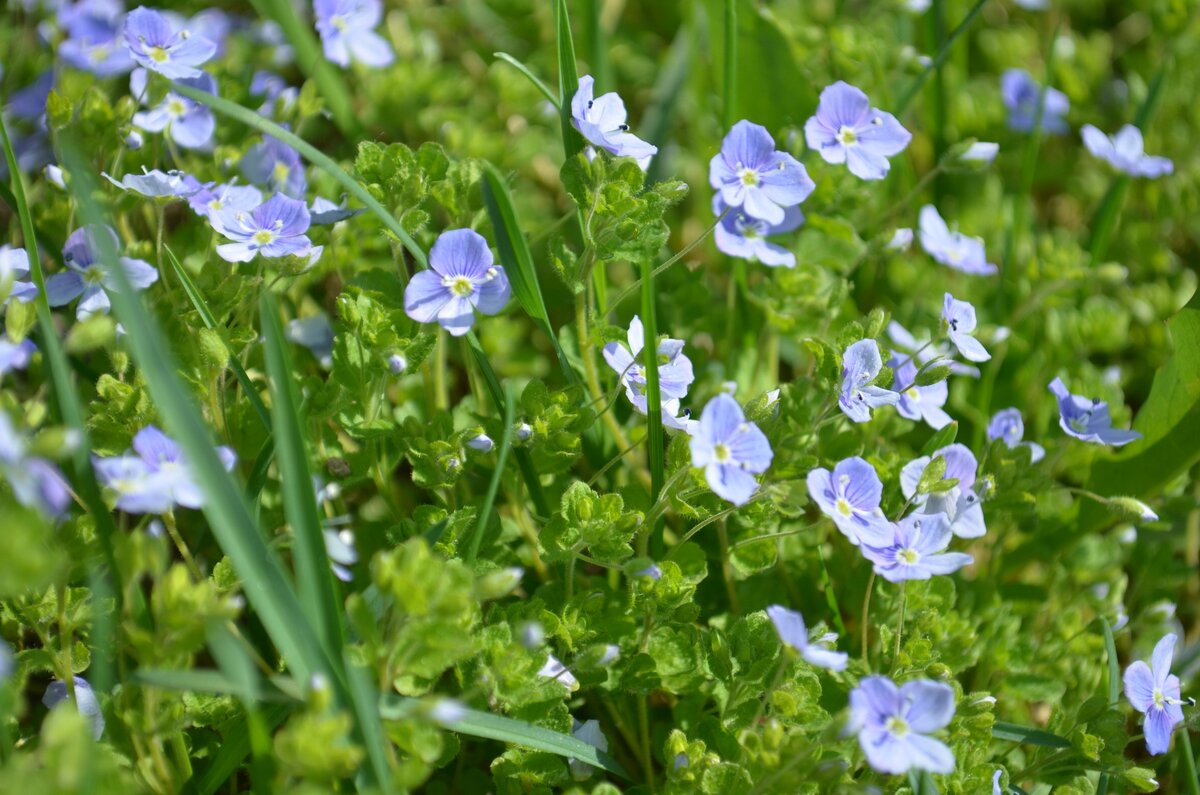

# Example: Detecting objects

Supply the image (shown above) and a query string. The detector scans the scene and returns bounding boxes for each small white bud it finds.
[467,433,494,453]
[387,353,407,374]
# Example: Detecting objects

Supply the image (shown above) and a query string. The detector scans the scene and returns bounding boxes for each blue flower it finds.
[987,408,1045,463]
[1124,633,1186,755]
[314,0,395,68]
[888,320,979,379]
[569,719,609,781]
[919,206,997,276]
[0,339,36,377]
[251,70,298,116]
[46,224,158,320]
[689,393,773,506]
[1048,377,1142,447]
[93,424,236,514]
[286,314,334,367]
[861,512,973,583]
[1001,69,1069,134]
[122,6,216,80]
[59,8,134,76]
[890,352,952,430]
[900,443,988,539]
[1,245,39,304]
[848,675,956,774]
[805,81,912,180]
[1081,125,1173,178]
[766,604,848,671]
[211,194,317,263]
[603,315,696,430]
[712,196,802,268]
[942,293,990,363]
[710,120,815,225]
[131,70,216,150]
[43,676,106,740]
[0,411,71,519]
[806,456,892,546]
[182,177,263,220]
[241,134,307,199]
[838,339,900,423]
[404,229,511,337]
[103,167,197,198]
[961,142,999,165]
[570,75,658,170]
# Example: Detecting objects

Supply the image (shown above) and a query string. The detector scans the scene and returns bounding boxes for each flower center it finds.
[83,267,105,285]
[90,45,110,63]
[331,14,348,31]
[837,125,858,146]
[168,98,186,117]
[444,275,474,297]
[905,387,920,401]
[835,497,854,517]
[897,547,920,565]
[272,162,291,185]
[148,45,169,63]
[737,167,760,187]
[885,716,909,737]
[1069,414,1090,434]
[713,443,733,463]
[253,230,275,246]
[208,199,223,211]
[1154,689,1165,709]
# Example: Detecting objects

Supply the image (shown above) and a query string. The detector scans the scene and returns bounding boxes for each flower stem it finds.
[861,571,876,665]
[1181,728,1200,795]
[893,581,908,669]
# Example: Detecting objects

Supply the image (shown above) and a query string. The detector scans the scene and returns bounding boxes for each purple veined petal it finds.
[112,257,159,291]
[860,730,914,774]
[44,272,86,306]
[704,461,759,506]
[742,186,785,225]
[320,31,351,67]
[909,512,954,555]
[171,107,215,149]
[347,30,395,68]
[766,604,808,650]
[253,193,311,236]
[918,551,974,578]
[1095,426,1142,447]
[569,75,597,127]
[903,733,956,774]
[802,645,848,672]
[861,385,901,408]
[133,425,183,468]
[28,458,71,517]
[843,338,883,382]
[804,115,846,163]
[473,265,511,315]
[1124,660,1156,713]
[836,457,883,511]
[933,444,977,490]
[713,218,760,261]
[726,422,773,474]
[751,238,796,268]
[0,339,37,375]
[697,392,746,446]
[899,456,930,501]
[132,105,172,133]
[758,152,816,206]
[1047,376,1071,401]
[429,228,493,280]
[851,675,902,721]
[812,81,871,130]
[718,120,777,172]
[215,242,259,263]
[855,109,912,156]
[587,92,630,135]
[839,392,872,423]
[260,236,313,259]
[1144,705,1177,755]
[806,468,837,514]
[901,680,956,733]
[602,341,636,382]
[1151,633,1177,687]
[404,269,452,324]
[953,499,987,539]
[437,295,476,337]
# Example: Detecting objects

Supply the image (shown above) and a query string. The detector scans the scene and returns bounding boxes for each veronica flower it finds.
[0,639,11,683]
[900,443,987,539]
[182,177,263,220]
[286,314,334,367]
[43,676,105,740]
[403,229,511,337]
[603,314,695,421]
[1048,377,1141,446]
[1,245,39,304]
[59,9,134,76]
[862,513,973,583]
[0,411,71,519]
[538,654,579,692]
[188,8,232,57]
[122,6,216,80]
[888,320,979,378]
[838,339,900,423]
[241,134,307,199]
[805,81,912,180]
[0,339,37,377]
[103,167,197,198]
[314,0,395,68]
[1001,69,1069,134]
[46,224,158,320]
[132,71,216,150]
[849,676,956,774]
[570,75,658,169]
[689,393,773,506]
[251,70,298,115]
[1081,125,1173,178]
[569,719,609,780]
[890,352,952,430]
[211,194,316,263]
[887,228,914,251]
[1124,633,1186,755]
[710,120,815,224]
[942,294,990,363]
[919,205,997,276]
[986,408,1045,463]
[766,604,848,671]
[712,196,802,267]
[93,424,236,514]
[961,142,999,165]
[324,528,358,582]
[806,456,892,546]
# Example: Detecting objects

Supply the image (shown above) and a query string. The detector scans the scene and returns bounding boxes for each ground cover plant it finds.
[0,0,1198,792]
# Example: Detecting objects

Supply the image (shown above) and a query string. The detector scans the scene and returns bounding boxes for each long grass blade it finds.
[640,255,665,557]
[185,703,290,795]
[481,163,579,386]
[493,53,559,108]
[1096,616,1121,795]
[554,0,585,160]
[465,382,516,564]
[893,0,988,116]
[991,721,1071,748]
[722,0,738,130]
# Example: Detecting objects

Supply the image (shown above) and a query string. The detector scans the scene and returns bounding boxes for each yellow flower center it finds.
[713,443,732,463]
[445,276,474,297]
[906,388,920,400]
[835,497,854,517]
[253,230,274,246]
[331,14,348,31]
[737,167,759,187]
[897,548,920,565]
[837,125,858,145]
[168,99,186,116]
[885,716,909,736]
[148,45,169,63]
[273,162,291,185]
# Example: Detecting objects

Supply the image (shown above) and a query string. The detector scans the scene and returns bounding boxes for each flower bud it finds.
[387,353,407,374]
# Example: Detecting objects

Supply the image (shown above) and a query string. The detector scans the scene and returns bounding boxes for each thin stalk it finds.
[716,520,741,615]
[608,211,726,310]
[861,571,877,664]
[638,697,654,791]
[893,0,989,116]
[723,0,738,130]
[893,582,908,668]
[1180,729,1200,795]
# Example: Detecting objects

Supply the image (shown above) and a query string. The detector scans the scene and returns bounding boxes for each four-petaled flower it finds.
[314,0,395,69]
[1001,69,1069,134]
[123,6,216,80]
[889,320,979,379]
[570,75,658,170]
[689,393,773,506]
[1124,633,1186,755]
[838,339,900,423]
[710,120,815,225]
[766,604,848,671]
[241,134,307,199]
[900,443,988,539]
[987,408,1045,463]
[182,177,263,220]
[890,351,953,430]
[59,8,134,76]
[1048,377,1142,446]
[713,196,802,268]
[43,676,106,740]
[1,245,39,304]
[806,456,892,546]
[132,71,217,150]
[942,293,990,362]
[919,205,997,276]
[93,424,236,514]
[603,315,696,431]
[404,228,511,337]
[1081,124,1173,178]
[849,676,957,774]
[0,411,71,519]
[46,224,158,320]
[805,81,912,180]
[861,512,974,582]
[211,193,317,263]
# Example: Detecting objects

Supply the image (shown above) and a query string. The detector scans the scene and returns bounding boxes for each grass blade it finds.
[1096,616,1121,795]
[893,0,988,116]
[246,0,359,137]
[465,382,516,564]
[169,81,426,269]
[992,721,1072,748]
[1,117,122,694]
[481,163,579,386]
[185,703,290,795]
[640,255,665,557]
[493,52,559,108]
[722,0,738,130]
[260,293,344,655]
[554,0,585,160]
[380,696,630,780]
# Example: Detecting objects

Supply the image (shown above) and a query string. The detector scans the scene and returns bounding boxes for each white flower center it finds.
[835,497,854,517]
[253,230,275,246]
[713,443,733,463]
[737,167,760,187]
[905,387,920,401]
[885,716,909,736]
[443,275,474,297]
[83,267,105,285]
[148,45,169,63]
[897,547,920,565]
[1069,415,1090,434]
[331,14,348,31]
[1154,688,1165,709]
[837,125,858,146]
[168,98,186,117]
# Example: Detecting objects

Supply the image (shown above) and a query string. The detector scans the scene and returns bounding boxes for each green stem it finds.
[893,582,908,669]
[1180,729,1200,795]
[861,571,876,664]
[717,520,740,615]
[723,0,738,130]
[893,0,989,116]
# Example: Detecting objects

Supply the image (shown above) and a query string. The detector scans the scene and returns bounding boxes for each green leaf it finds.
[920,421,958,456]
[916,456,950,495]
[554,0,585,160]
[908,769,940,795]
[992,721,1072,748]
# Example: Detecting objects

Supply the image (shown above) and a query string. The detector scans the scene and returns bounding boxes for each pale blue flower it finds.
[104,167,197,198]
[838,339,900,423]
[122,6,216,80]
[286,315,334,367]
[314,0,395,68]
[987,408,1045,463]
[571,75,658,170]
[0,411,71,519]
[710,120,815,224]
[93,424,236,514]
[131,71,216,150]
[890,352,952,430]
[603,315,696,429]
[1081,125,1172,178]
[1,245,39,304]
[1048,377,1142,446]
[806,456,892,546]
[861,512,973,582]
[241,134,307,199]
[942,293,990,362]
[919,206,997,276]
[712,196,802,268]
[1001,69,1069,134]
[689,393,773,506]
[211,194,317,263]
[59,9,133,76]
[46,224,158,320]
[182,177,263,220]
[888,320,979,378]
[569,719,609,780]
[900,444,988,539]
[848,675,956,774]
[43,676,105,739]
[805,81,912,180]
[0,339,37,377]
[403,229,511,337]
[766,605,848,671]
[1124,633,1185,755]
